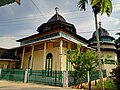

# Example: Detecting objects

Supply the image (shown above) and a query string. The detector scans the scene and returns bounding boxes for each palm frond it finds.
[92,0,112,16]
[77,0,88,11]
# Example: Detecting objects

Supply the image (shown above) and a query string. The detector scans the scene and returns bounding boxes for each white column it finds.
[87,71,90,83]
[63,70,68,88]
[24,69,29,83]
[43,42,46,69]
[21,47,25,69]
[30,45,34,69]
[60,39,63,71]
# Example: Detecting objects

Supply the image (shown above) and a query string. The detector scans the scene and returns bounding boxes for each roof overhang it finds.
[0,58,19,61]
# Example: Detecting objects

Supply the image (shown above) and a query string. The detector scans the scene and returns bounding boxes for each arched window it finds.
[45,53,53,76]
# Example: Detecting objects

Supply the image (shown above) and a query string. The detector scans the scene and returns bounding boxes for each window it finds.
[45,53,53,76]
[71,44,77,49]
[34,44,44,51]
[105,59,115,64]
[63,41,68,48]
[25,47,31,53]
[53,42,60,47]
[80,46,87,53]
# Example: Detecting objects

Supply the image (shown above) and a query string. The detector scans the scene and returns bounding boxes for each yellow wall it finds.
[100,44,116,49]
[102,51,117,61]
[23,52,31,69]
[101,51,117,77]
[17,39,76,71]
[32,50,44,70]
[20,43,62,71]
[46,46,60,71]
[61,47,67,71]
[0,61,16,69]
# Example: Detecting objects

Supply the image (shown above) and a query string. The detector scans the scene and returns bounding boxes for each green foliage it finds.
[111,65,120,89]
[77,0,112,16]
[92,0,112,16]
[66,44,98,79]
[96,80,117,89]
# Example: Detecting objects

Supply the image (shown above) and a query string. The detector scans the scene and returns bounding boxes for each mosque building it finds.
[2,8,118,77]
[12,8,88,75]
[88,22,118,76]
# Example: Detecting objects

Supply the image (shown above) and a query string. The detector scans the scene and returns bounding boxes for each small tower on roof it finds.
[37,7,77,34]
[88,21,117,77]
[47,7,66,23]
[55,7,59,20]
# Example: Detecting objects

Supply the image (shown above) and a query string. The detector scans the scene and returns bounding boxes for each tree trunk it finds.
[88,71,91,90]
[89,81,91,90]
[94,13,104,90]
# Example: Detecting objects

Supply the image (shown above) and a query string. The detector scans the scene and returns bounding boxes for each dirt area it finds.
[0,80,80,90]
[0,80,60,90]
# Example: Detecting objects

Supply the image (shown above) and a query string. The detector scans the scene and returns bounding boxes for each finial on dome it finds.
[55,7,59,13]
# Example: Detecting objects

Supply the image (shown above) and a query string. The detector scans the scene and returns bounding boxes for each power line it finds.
[0,3,119,24]
[31,0,47,21]
[0,2,120,21]
[0,28,120,38]
[78,29,120,34]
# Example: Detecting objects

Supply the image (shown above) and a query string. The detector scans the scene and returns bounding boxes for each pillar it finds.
[63,70,68,88]
[43,42,46,69]
[29,45,34,69]
[21,47,25,69]
[60,39,63,71]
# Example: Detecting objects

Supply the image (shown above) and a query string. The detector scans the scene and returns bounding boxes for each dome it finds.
[37,7,76,34]
[47,7,66,23]
[92,27,110,38]
[89,22,115,44]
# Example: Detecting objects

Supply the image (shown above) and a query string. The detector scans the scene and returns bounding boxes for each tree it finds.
[0,0,21,7]
[66,44,98,89]
[111,65,120,90]
[77,0,113,90]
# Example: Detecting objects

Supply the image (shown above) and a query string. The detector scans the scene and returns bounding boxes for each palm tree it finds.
[77,0,112,90]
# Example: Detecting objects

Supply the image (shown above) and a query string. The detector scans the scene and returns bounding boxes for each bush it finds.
[111,65,120,89]
[96,80,117,90]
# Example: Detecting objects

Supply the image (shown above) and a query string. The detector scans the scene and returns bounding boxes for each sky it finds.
[0,0,120,49]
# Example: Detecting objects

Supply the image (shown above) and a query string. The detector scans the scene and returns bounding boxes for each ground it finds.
[0,80,79,90]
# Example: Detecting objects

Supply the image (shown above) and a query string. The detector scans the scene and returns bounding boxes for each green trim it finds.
[21,32,60,45]
[60,32,87,45]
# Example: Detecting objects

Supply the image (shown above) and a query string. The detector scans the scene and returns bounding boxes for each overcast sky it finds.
[0,0,120,49]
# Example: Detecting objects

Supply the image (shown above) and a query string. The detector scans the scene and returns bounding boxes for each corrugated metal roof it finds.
[0,48,19,61]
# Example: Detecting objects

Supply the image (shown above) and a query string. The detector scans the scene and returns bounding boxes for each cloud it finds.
[0,36,19,49]
[102,16,120,29]
[0,5,15,18]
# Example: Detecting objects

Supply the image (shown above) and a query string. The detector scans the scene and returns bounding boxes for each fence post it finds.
[0,68,2,79]
[87,71,90,83]
[63,70,68,88]
[24,69,29,83]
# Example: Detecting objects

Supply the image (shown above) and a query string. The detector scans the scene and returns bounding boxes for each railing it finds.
[0,69,106,87]
[68,70,106,86]
[0,69,25,81]
[28,70,63,86]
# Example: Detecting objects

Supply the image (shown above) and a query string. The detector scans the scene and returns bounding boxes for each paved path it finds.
[0,80,79,90]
